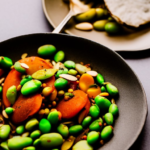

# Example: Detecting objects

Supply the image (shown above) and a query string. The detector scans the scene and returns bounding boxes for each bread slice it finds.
[104,0,150,27]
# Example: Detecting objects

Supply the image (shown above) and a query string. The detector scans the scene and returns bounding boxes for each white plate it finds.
[42,0,150,51]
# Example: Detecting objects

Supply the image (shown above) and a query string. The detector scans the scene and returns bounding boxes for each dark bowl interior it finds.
[0,33,147,150]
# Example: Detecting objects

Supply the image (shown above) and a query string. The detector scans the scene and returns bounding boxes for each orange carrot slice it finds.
[56,90,88,119]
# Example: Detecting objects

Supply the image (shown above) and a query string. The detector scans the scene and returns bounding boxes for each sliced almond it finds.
[2,110,9,119]
[59,74,78,81]
[86,70,98,77]
[21,132,30,137]
[61,136,76,150]
[21,53,28,59]
[20,63,29,69]
[53,62,65,70]
[75,22,93,31]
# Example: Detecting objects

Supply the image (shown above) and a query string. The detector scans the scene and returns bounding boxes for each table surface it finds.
[0,0,149,149]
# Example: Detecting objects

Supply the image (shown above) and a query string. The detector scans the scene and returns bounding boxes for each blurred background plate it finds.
[42,0,150,51]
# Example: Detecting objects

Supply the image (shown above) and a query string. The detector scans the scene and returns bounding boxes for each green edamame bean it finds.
[69,125,83,135]
[89,105,100,118]
[95,8,105,19]
[89,118,103,132]
[95,95,111,111]
[14,62,26,73]
[16,125,25,135]
[30,130,41,139]
[39,133,63,148]
[101,126,113,140]
[32,69,57,80]
[47,111,60,125]
[65,92,74,97]
[82,116,92,128]
[105,22,120,34]
[104,113,114,125]
[108,16,115,21]
[106,83,118,97]
[39,118,51,133]
[109,104,119,116]
[0,124,11,140]
[21,80,42,96]
[54,51,65,62]
[87,131,99,145]
[93,20,108,31]
[0,86,3,94]
[96,73,104,85]
[33,139,41,147]
[68,69,77,75]
[55,68,68,78]
[75,64,87,74]
[20,75,32,86]
[25,118,39,131]
[72,140,93,150]
[8,137,33,150]
[23,146,36,150]
[57,124,69,138]
[64,60,75,69]
[0,141,9,150]
[38,45,56,57]
[5,107,14,115]
[6,85,17,105]
[52,149,59,150]
[101,86,106,92]
[75,8,96,22]
[0,56,13,69]
[54,78,68,90]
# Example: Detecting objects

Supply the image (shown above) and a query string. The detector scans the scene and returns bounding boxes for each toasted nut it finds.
[49,89,57,101]
[10,66,14,69]
[51,108,57,112]
[64,95,70,101]
[17,85,22,91]
[103,123,107,126]
[100,140,104,145]
[0,77,5,84]
[52,101,57,107]
[42,87,53,97]
[44,108,50,115]
[59,74,78,81]
[68,89,73,93]
[45,59,51,63]
[2,110,9,119]
[99,92,109,97]
[58,90,65,97]
[38,109,45,115]
[111,98,116,104]
[21,53,28,59]
[75,22,93,31]
[20,63,29,69]
[22,132,30,137]
[76,75,81,79]
[48,104,52,108]
[86,70,98,77]
[42,83,47,88]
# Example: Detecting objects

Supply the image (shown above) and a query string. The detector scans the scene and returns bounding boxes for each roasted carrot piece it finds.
[11,93,42,124]
[3,56,53,107]
[56,90,88,119]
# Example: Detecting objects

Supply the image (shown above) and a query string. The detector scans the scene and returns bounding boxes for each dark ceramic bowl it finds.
[0,33,147,150]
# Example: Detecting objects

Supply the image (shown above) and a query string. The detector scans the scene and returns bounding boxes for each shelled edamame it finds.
[0,43,119,150]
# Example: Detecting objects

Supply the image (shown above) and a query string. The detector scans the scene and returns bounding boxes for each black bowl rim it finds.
[0,32,148,149]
